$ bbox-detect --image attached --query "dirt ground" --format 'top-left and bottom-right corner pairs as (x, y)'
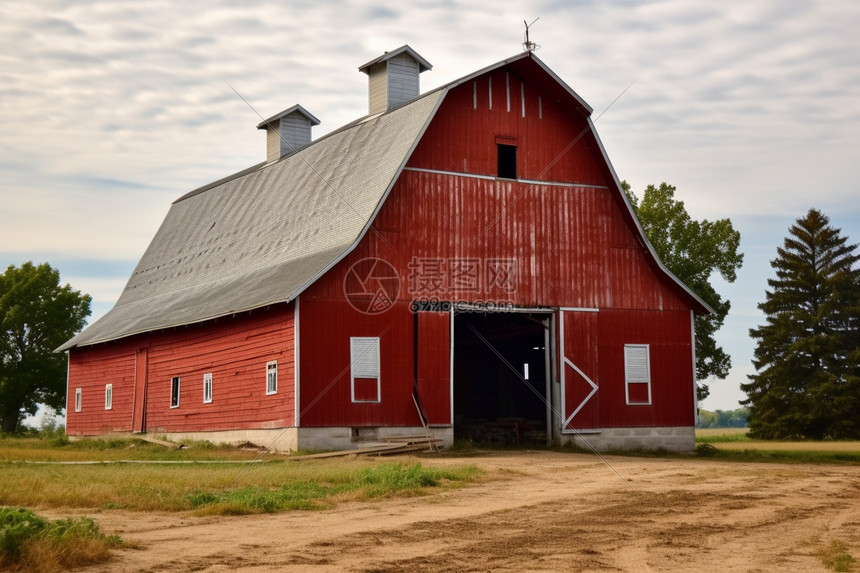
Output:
(75, 451), (859, 572)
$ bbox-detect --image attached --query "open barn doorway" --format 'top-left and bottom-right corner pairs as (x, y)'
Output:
(453, 311), (551, 445)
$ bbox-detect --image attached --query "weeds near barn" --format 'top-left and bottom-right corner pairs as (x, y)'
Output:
(0, 508), (130, 573)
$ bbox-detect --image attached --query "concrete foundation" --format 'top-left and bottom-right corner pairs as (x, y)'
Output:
(128, 426), (454, 453)
(561, 426), (695, 452)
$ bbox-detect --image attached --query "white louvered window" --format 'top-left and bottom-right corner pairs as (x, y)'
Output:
(203, 373), (213, 404)
(266, 361), (278, 395)
(75, 388), (82, 412)
(624, 344), (652, 405)
(104, 384), (112, 410)
(350, 337), (380, 403)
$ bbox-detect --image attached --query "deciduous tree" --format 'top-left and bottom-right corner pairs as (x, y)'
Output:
(742, 209), (860, 439)
(623, 182), (743, 401)
(0, 262), (91, 433)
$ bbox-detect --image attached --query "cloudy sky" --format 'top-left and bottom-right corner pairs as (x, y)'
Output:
(2, 0), (858, 414)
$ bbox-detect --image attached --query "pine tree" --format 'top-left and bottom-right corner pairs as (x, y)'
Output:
(742, 209), (860, 439)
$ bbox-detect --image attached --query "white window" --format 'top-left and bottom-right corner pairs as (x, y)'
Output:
(105, 384), (113, 410)
(266, 361), (278, 395)
(170, 376), (181, 408)
(350, 337), (380, 403)
(203, 373), (213, 404)
(624, 344), (652, 405)
(74, 388), (82, 412)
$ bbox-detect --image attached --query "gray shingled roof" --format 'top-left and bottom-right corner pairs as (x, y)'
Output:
(59, 88), (444, 350)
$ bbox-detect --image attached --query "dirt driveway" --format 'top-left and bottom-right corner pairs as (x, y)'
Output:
(76, 451), (859, 572)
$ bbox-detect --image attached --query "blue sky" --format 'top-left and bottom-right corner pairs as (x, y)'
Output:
(2, 0), (858, 417)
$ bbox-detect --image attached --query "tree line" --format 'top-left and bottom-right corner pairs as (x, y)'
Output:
(697, 408), (749, 429)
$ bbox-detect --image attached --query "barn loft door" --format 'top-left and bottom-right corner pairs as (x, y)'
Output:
(132, 348), (148, 433)
(560, 310), (599, 432)
(415, 310), (451, 425)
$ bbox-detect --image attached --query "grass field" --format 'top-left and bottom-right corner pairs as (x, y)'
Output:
(0, 434), (265, 462)
(695, 428), (860, 463)
(0, 436), (481, 514)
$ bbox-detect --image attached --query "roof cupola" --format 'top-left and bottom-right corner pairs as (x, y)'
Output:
(358, 45), (432, 115)
(256, 104), (320, 162)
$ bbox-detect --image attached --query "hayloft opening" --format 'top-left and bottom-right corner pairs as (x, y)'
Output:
(453, 312), (550, 444)
(497, 143), (517, 179)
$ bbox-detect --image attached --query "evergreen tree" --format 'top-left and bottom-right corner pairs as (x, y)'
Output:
(742, 209), (860, 439)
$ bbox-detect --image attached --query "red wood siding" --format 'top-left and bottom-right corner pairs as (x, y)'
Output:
(67, 343), (136, 434)
(67, 304), (295, 435)
(596, 309), (694, 427)
(297, 297), (425, 427)
(409, 70), (606, 185)
(368, 170), (687, 311)
(417, 310), (451, 425)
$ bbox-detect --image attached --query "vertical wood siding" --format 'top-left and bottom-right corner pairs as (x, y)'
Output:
(67, 304), (295, 435)
(416, 310), (451, 424)
(408, 69), (606, 184)
(597, 309), (695, 427)
(297, 297), (424, 427)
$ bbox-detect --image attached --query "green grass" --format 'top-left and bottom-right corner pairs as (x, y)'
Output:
(0, 436), (481, 514)
(0, 434), (264, 462)
(184, 462), (478, 515)
(0, 508), (128, 573)
(699, 447), (860, 464)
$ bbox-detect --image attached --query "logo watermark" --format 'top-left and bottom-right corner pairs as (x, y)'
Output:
(344, 256), (519, 315)
(343, 258), (401, 315)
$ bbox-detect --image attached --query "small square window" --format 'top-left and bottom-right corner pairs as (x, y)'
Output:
(203, 373), (213, 404)
(74, 388), (82, 412)
(105, 384), (113, 410)
(170, 376), (181, 408)
(266, 361), (278, 395)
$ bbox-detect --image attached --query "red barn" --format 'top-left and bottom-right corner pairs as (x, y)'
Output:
(61, 46), (711, 452)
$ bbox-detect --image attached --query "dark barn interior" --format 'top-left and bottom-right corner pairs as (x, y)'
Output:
(453, 312), (549, 444)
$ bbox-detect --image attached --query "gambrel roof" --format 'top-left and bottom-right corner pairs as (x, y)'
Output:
(60, 52), (710, 351)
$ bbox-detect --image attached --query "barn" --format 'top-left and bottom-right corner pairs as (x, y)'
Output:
(60, 46), (712, 452)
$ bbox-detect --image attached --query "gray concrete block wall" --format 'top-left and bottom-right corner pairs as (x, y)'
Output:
(564, 426), (695, 452)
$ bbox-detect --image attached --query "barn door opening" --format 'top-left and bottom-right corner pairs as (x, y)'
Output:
(453, 312), (550, 444)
